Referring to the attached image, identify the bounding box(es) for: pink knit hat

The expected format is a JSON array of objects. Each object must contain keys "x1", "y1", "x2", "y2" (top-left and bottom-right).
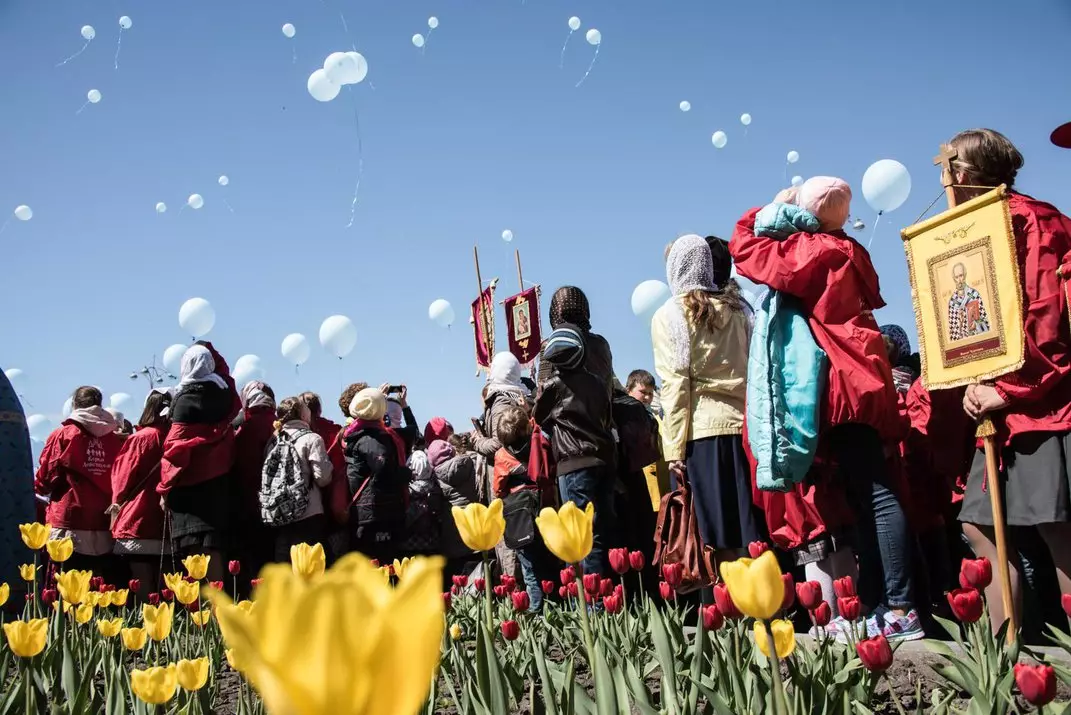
[{"x1": 798, "y1": 176, "x2": 852, "y2": 231}]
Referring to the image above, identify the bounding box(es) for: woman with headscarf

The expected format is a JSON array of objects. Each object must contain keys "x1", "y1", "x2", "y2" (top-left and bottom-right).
[
  {"x1": 159, "y1": 343, "x2": 240, "y2": 583},
  {"x1": 534, "y1": 286, "x2": 617, "y2": 576},
  {"x1": 232, "y1": 380, "x2": 276, "y2": 590},
  {"x1": 472, "y1": 353, "x2": 530, "y2": 460}
]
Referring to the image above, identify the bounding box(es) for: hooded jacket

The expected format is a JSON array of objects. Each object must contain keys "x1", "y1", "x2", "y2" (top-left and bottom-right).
[
  {"x1": 109, "y1": 424, "x2": 168, "y2": 540},
  {"x1": 472, "y1": 353, "x2": 531, "y2": 459},
  {"x1": 233, "y1": 405, "x2": 276, "y2": 515},
  {"x1": 429, "y1": 441, "x2": 479, "y2": 558},
  {"x1": 342, "y1": 420, "x2": 408, "y2": 530}
]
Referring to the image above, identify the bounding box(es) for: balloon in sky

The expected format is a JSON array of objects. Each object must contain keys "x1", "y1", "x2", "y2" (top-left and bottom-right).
[
  {"x1": 319, "y1": 315, "x2": 357, "y2": 358},
  {"x1": 307, "y1": 68, "x2": 340, "y2": 102},
  {"x1": 58, "y1": 26, "x2": 95, "y2": 67},
  {"x1": 786, "y1": 150, "x2": 800, "y2": 164},
  {"x1": 178, "y1": 297, "x2": 215, "y2": 338},
  {"x1": 62, "y1": 397, "x2": 73, "y2": 419},
  {"x1": 119, "y1": 16, "x2": 132, "y2": 30},
  {"x1": 232, "y1": 355, "x2": 265, "y2": 388},
  {"x1": 281, "y1": 333, "x2": 311, "y2": 366},
  {"x1": 162, "y1": 343, "x2": 187, "y2": 374},
  {"x1": 560, "y1": 17, "x2": 581, "y2": 68},
  {"x1": 740, "y1": 113, "x2": 752, "y2": 126},
  {"x1": 568, "y1": 16, "x2": 581, "y2": 31},
  {"x1": 4, "y1": 368, "x2": 22, "y2": 384},
  {"x1": 501, "y1": 229, "x2": 513, "y2": 242},
  {"x1": 428, "y1": 299, "x2": 455, "y2": 328},
  {"x1": 87, "y1": 89, "x2": 102, "y2": 104},
  {"x1": 343, "y1": 52, "x2": 369, "y2": 84},
  {"x1": 282, "y1": 23, "x2": 296, "y2": 39},
  {"x1": 586, "y1": 29, "x2": 601, "y2": 45},
  {"x1": 14, "y1": 205, "x2": 32, "y2": 221},
  {"x1": 575, "y1": 29, "x2": 602, "y2": 87},
  {"x1": 26, "y1": 415, "x2": 51, "y2": 442},
  {"x1": 110, "y1": 392, "x2": 133, "y2": 413},
  {"x1": 861, "y1": 159, "x2": 912, "y2": 214},
  {"x1": 631, "y1": 280, "x2": 671, "y2": 321},
  {"x1": 218, "y1": 175, "x2": 229, "y2": 187},
  {"x1": 428, "y1": 16, "x2": 439, "y2": 29},
  {"x1": 791, "y1": 175, "x2": 803, "y2": 187},
  {"x1": 679, "y1": 101, "x2": 691, "y2": 112},
  {"x1": 711, "y1": 131, "x2": 728, "y2": 149},
  {"x1": 81, "y1": 25, "x2": 96, "y2": 40},
  {"x1": 155, "y1": 202, "x2": 167, "y2": 213},
  {"x1": 187, "y1": 194, "x2": 204, "y2": 210},
  {"x1": 412, "y1": 34, "x2": 425, "y2": 48},
  {"x1": 324, "y1": 51, "x2": 367, "y2": 86}
]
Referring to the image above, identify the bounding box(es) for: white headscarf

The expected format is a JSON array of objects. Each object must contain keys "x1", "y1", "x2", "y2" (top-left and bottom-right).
[
  {"x1": 240, "y1": 380, "x2": 275, "y2": 410},
  {"x1": 660, "y1": 234, "x2": 718, "y2": 372},
  {"x1": 407, "y1": 450, "x2": 432, "y2": 482},
  {"x1": 487, "y1": 352, "x2": 524, "y2": 396},
  {"x1": 178, "y1": 345, "x2": 228, "y2": 391}
]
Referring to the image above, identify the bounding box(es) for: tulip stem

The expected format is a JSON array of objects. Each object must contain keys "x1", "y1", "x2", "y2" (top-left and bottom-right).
[
  {"x1": 574, "y1": 565, "x2": 597, "y2": 667},
  {"x1": 882, "y1": 674, "x2": 908, "y2": 715},
  {"x1": 481, "y1": 552, "x2": 493, "y2": 633},
  {"x1": 763, "y1": 620, "x2": 788, "y2": 715}
]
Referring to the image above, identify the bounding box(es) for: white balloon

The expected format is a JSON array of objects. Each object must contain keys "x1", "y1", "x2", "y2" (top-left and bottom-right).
[
  {"x1": 119, "y1": 16, "x2": 132, "y2": 30},
  {"x1": 324, "y1": 51, "x2": 367, "y2": 85},
  {"x1": 343, "y1": 52, "x2": 369, "y2": 84},
  {"x1": 281, "y1": 23, "x2": 296, "y2": 39},
  {"x1": 428, "y1": 16, "x2": 439, "y2": 29},
  {"x1": 568, "y1": 16, "x2": 581, "y2": 31},
  {"x1": 319, "y1": 315, "x2": 357, "y2": 358},
  {"x1": 232, "y1": 355, "x2": 265, "y2": 388},
  {"x1": 62, "y1": 397, "x2": 73, "y2": 419},
  {"x1": 412, "y1": 34, "x2": 425, "y2": 48},
  {"x1": 791, "y1": 175, "x2": 803, "y2": 188},
  {"x1": 162, "y1": 344, "x2": 187, "y2": 374},
  {"x1": 740, "y1": 113, "x2": 752, "y2": 126},
  {"x1": 307, "y1": 68, "x2": 340, "y2": 102},
  {"x1": 711, "y1": 131, "x2": 728, "y2": 149},
  {"x1": 26, "y1": 415, "x2": 52, "y2": 442},
  {"x1": 155, "y1": 202, "x2": 167, "y2": 213},
  {"x1": 178, "y1": 297, "x2": 216, "y2": 338},
  {"x1": 585, "y1": 28, "x2": 601, "y2": 45},
  {"x1": 187, "y1": 194, "x2": 204, "y2": 210},
  {"x1": 234, "y1": 354, "x2": 263, "y2": 374},
  {"x1": 4, "y1": 368, "x2": 23, "y2": 384},
  {"x1": 87, "y1": 89, "x2": 102, "y2": 104},
  {"x1": 280, "y1": 333, "x2": 311, "y2": 366},
  {"x1": 14, "y1": 205, "x2": 32, "y2": 221},
  {"x1": 631, "y1": 280, "x2": 671, "y2": 320},
  {"x1": 679, "y1": 101, "x2": 691, "y2": 112},
  {"x1": 428, "y1": 299, "x2": 455, "y2": 328},
  {"x1": 81, "y1": 25, "x2": 96, "y2": 40},
  {"x1": 109, "y1": 392, "x2": 134, "y2": 413},
  {"x1": 786, "y1": 150, "x2": 800, "y2": 164},
  {"x1": 501, "y1": 229, "x2": 514, "y2": 242},
  {"x1": 218, "y1": 175, "x2": 229, "y2": 187},
  {"x1": 861, "y1": 159, "x2": 912, "y2": 214}
]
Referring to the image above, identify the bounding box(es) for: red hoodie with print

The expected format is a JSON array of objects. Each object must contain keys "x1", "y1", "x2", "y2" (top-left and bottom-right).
[
  {"x1": 35, "y1": 417, "x2": 124, "y2": 531},
  {"x1": 233, "y1": 406, "x2": 277, "y2": 515},
  {"x1": 110, "y1": 425, "x2": 167, "y2": 540}
]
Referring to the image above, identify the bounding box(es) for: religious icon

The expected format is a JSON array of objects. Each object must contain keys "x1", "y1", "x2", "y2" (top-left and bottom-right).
[
  {"x1": 946, "y1": 260, "x2": 991, "y2": 341},
  {"x1": 513, "y1": 299, "x2": 532, "y2": 341},
  {"x1": 928, "y1": 239, "x2": 1001, "y2": 366}
]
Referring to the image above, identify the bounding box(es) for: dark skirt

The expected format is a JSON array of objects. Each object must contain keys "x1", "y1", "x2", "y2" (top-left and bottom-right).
[
  {"x1": 960, "y1": 431, "x2": 1071, "y2": 527},
  {"x1": 686, "y1": 435, "x2": 763, "y2": 550},
  {"x1": 167, "y1": 475, "x2": 231, "y2": 552}
]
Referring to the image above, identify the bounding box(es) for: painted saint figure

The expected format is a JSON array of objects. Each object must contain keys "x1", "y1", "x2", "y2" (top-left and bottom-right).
[{"x1": 947, "y1": 262, "x2": 990, "y2": 341}]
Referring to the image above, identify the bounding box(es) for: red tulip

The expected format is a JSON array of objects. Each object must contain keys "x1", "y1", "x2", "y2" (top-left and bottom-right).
[
  {"x1": 452, "y1": 575, "x2": 468, "y2": 588},
  {"x1": 512, "y1": 591, "x2": 530, "y2": 612},
  {"x1": 102, "y1": 584, "x2": 116, "y2": 592},
  {"x1": 833, "y1": 576, "x2": 856, "y2": 599},
  {"x1": 474, "y1": 578, "x2": 486, "y2": 592},
  {"x1": 251, "y1": 578, "x2": 263, "y2": 588},
  {"x1": 837, "y1": 596, "x2": 861, "y2": 622},
  {"x1": 369, "y1": 559, "x2": 379, "y2": 568},
  {"x1": 947, "y1": 588, "x2": 984, "y2": 624},
  {"x1": 856, "y1": 635, "x2": 894, "y2": 672},
  {"x1": 210, "y1": 581, "x2": 224, "y2": 591},
  {"x1": 493, "y1": 585, "x2": 508, "y2": 599},
  {"x1": 185, "y1": 601, "x2": 199, "y2": 612},
  {"x1": 602, "y1": 594, "x2": 622, "y2": 614},
  {"x1": 567, "y1": 582, "x2": 578, "y2": 598},
  {"x1": 23, "y1": 594, "x2": 31, "y2": 603},
  {"x1": 582, "y1": 573, "x2": 599, "y2": 596},
  {"x1": 748, "y1": 541, "x2": 769, "y2": 559},
  {"x1": 442, "y1": 592, "x2": 452, "y2": 610},
  {"x1": 501, "y1": 620, "x2": 520, "y2": 641},
  {"x1": 500, "y1": 575, "x2": 516, "y2": 592},
  {"x1": 128, "y1": 579, "x2": 141, "y2": 593},
  {"x1": 558, "y1": 586, "x2": 568, "y2": 599},
  {"x1": 960, "y1": 558, "x2": 992, "y2": 590},
  {"x1": 599, "y1": 578, "x2": 614, "y2": 597},
  {"x1": 1014, "y1": 664, "x2": 1057, "y2": 706},
  {"x1": 161, "y1": 589, "x2": 174, "y2": 602},
  {"x1": 91, "y1": 576, "x2": 104, "y2": 591},
  {"x1": 147, "y1": 593, "x2": 160, "y2": 606},
  {"x1": 714, "y1": 583, "x2": 742, "y2": 619},
  {"x1": 795, "y1": 581, "x2": 823, "y2": 611},
  {"x1": 702, "y1": 604, "x2": 724, "y2": 631},
  {"x1": 613, "y1": 584, "x2": 624, "y2": 601},
  {"x1": 662, "y1": 562, "x2": 684, "y2": 588},
  {"x1": 609, "y1": 548, "x2": 630, "y2": 575},
  {"x1": 40, "y1": 589, "x2": 57, "y2": 606},
  {"x1": 629, "y1": 551, "x2": 645, "y2": 571},
  {"x1": 781, "y1": 573, "x2": 795, "y2": 610},
  {"x1": 228, "y1": 560, "x2": 241, "y2": 576},
  {"x1": 560, "y1": 567, "x2": 576, "y2": 586},
  {"x1": 542, "y1": 580, "x2": 555, "y2": 595},
  {"x1": 1062, "y1": 593, "x2": 1071, "y2": 618},
  {"x1": 659, "y1": 581, "x2": 673, "y2": 601},
  {"x1": 450, "y1": 584, "x2": 462, "y2": 596},
  {"x1": 812, "y1": 601, "x2": 832, "y2": 627}
]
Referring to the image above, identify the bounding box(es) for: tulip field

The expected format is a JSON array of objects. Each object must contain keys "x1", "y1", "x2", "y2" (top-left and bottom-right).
[{"x1": 1, "y1": 504, "x2": 1070, "y2": 714}]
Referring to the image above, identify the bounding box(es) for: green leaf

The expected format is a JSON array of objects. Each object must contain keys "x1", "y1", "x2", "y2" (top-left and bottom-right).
[
  {"x1": 475, "y1": 623, "x2": 509, "y2": 714},
  {"x1": 932, "y1": 614, "x2": 967, "y2": 649},
  {"x1": 647, "y1": 607, "x2": 681, "y2": 715},
  {"x1": 686, "y1": 675, "x2": 738, "y2": 715},
  {"x1": 61, "y1": 640, "x2": 78, "y2": 702},
  {"x1": 685, "y1": 619, "x2": 706, "y2": 715},
  {"x1": 589, "y1": 643, "x2": 618, "y2": 715},
  {"x1": 531, "y1": 635, "x2": 561, "y2": 715}
]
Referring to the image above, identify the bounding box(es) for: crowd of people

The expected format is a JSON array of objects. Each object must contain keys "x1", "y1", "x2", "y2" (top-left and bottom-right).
[{"x1": 23, "y1": 127, "x2": 1071, "y2": 643}]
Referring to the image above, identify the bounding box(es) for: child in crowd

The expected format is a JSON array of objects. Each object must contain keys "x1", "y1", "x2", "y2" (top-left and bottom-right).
[
  {"x1": 429, "y1": 437, "x2": 479, "y2": 585},
  {"x1": 399, "y1": 449, "x2": 444, "y2": 558}
]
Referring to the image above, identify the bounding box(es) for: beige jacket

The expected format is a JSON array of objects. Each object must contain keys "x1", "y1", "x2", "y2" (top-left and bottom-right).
[{"x1": 651, "y1": 295, "x2": 749, "y2": 461}]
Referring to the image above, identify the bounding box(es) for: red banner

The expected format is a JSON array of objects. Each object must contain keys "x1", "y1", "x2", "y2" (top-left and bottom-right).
[
  {"x1": 504, "y1": 287, "x2": 541, "y2": 366},
  {"x1": 471, "y1": 286, "x2": 496, "y2": 370}
]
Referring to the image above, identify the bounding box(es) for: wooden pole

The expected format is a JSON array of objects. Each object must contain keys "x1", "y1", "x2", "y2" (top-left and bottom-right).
[
  {"x1": 474, "y1": 246, "x2": 489, "y2": 373},
  {"x1": 515, "y1": 248, "x2": 524, "y2": 293}
]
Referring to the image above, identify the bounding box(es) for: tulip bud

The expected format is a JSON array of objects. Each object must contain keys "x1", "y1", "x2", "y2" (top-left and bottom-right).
[
  {"x1": 449, "y1": 623, "x2": 462, "y2": 641},
  {"x1": 451, "y1": 584, "x2": 461, "y2": 596},
  {"x1": 250, "y1": 578, "x2": 263, "y2": 588},
  {"x1": 91, "y1": 576, "x2": 104, "y2": 591},
  {"x1": 659, "y1": 581, "x2": 673, "y2": 601},
  {"x1": 748, "y1": 542, "x2": 769, "y2": 559},
  {"x1": 541, "y1": 580, "x2": 555, "y2": 595},
  {"x1": 812, "y1": 601, "x2": 832, "y2": 627},
  {"x1": 102, "y1": 584, "x2": 116, "y2": 592},
  {"x1": 511, "y1": 591, "x2": 530, "y2": 612},
  {"x1": 608, "y1": 548, "x2": 630, "y2": 575},
  {"x1": 781, "y1": 573, "x2": 795, "y2": 610},
  {"x1": 161, "y1": 589, "x2": 174, "y2": 602},
  {"x1": 147, "y1": 593, "x2": 160, "y2": 606},
  {"x1": 474, "y1": 578, "x2": 486, "y2": 592},
  {"x1": 702, "y1": 604, "x2": 724, "y2": 631},
  {"x1": 500, "y1": 575, "x2": 516, "y2": 592},
  {"x1": 567, "y1": 582, "x2": 578, "y2": 598},
  {"x1": 795, "y1": 581, "x2": 823, "y2": 611},
  {"x1": 493, "y1": 585, "x2": 508, "y2": 599},
  {"x1": 946, "y1": 588, "x2": 983, "y2": 624},
  {"x1": 442, "y1": 592, "x2": 452, "y2": 610},
  {"x1": 599, "y1": 578, "x2": 614, "y2": 597},
  {"x1": 833, "y1": 576, "x2": 856, "y2": 599},
  {"x1": 960, "y1": 558, "x2": 992, "y2": 590},
  {"x1": 1062, "y1": 593, "x2": 1071, "y2": 619},
  {"x1": 1014, "y1": 664, "x2": 1056, "y2": 706},
  {"x1": 452, "y1": 575, "x2": 468, "y2": 589},
  {"x1": 186, "y1": 600, "x2": 199, "y2": 612},
  {"x1": 210, "y1": 581, "x2": 224, "y2": 591},
  {"x1": 662, "y1": 562, "x2": 684, "y2": 588},
  {"x1": 560, "y1": 567, "x2": 575, "y2": 586},
  {"x1": 856, "y1": 635, "x2": 894, "y2": 672},
  {"x1": 629, "y1": 551, "x2": 645, "y2": 571},
  {"x1": 128, "y1": 579, "x2": 141, "y2": 594},
  {"x1": 228, "y1": 560, "x2": 241, "y2": 576},
  {"x1": 582, "y1": 573, "x2": 599, "y2": 596},
  {"x1": 602, "y1": 594, "x2": 622, "y2": 614},
  {"x1": 23, "y1": 593, "x2": 31, "y2": 603},
  {"x1": 713, "y1": 583, "x2": 742, "y2": 619},
  {"x1": 837, "y1": 596, "x2": 861, "y2": 622},
  {"x1": 40, "y1": 589, "x2": 57, "y2": 606},
  {"x1": 613, "y1": 584, "x2": 623, "y2": 601},
  {"x1": 558, "y1": 586, "x2": 568, "y2": 599},
  {"x1": 501, "y1": 620, "x2": 520, "y2": 641}
]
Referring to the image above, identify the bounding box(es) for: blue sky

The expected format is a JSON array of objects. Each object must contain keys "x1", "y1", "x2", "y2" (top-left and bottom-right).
[{"x1": 2, "y1": 0, "x2": 1070, "y2": 434}]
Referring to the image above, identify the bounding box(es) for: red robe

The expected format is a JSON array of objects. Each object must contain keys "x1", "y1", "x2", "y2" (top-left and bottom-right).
[
  {"x1": 311, "y1": 415, "x2": 349, "y2": 525},
  {"x1": 35, "y1": 423, "x2": 124, "y2": 531},
  {"x1": 233, "y1": 406, "x2": 277, "y2": 515},
  {"x1": 902, "y1": 381, "x2": 973, "y2": 527},
  {"x1": 110, "y1": 425, "x2": 167, "y2": 540}
]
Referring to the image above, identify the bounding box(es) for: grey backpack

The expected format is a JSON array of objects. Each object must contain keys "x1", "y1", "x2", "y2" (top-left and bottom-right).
[{"x1": 259, "y1": 429, "x2": 311, "y2": 525}]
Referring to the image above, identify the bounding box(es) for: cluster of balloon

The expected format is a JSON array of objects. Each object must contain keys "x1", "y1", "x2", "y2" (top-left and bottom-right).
[
  {"x1": 76, "y1": 89, "x2": 102, "y2": 115},
  {"x1": 281, "y1": 23, "x2": 297, "y2": 63},
  {"x1": 162, "y1": 344, "x2": 188, "y2": 375},
  {"x1": 741, "y1": 113, "x2": 752, "y2": 135},
  {"x1": 26, "y1": 414, "x2": 51, "y2": 442},
  {"x1": 115, "y1": 16, "x2": 133, "y2": 70},
  {"x1": 861, "y1": 159, "x2": 912, "y2": 248},
  {"x1": 631, "y1": 280, "x2": 671, "y2": 325},
  {"x1": 560, "y1": 16, "x2": 581, "y2": 68},
  {"x1": 281, "y1": 333, "x2": 311, "y2": 371},
  {"x1": 218, "y1": 175, "x2": 235, "y2": 213},
  {"x1": 178, "y1": 297, "x2": 216, "y2": 339},
  {"x1": 575, "y1": 29, "x2": 602, "y2": 88},
  {"x1": 319, "y1": 315, "x2": 357, "y2": 359},
  {"x1": 783, "y1": 150, "x2": 800, "y2": 182},
  {"x1": 711, "y1": 131, "x2": 727, "y2": 150},
  {"x1": 679, "y1": 101, "x2": 691, "y2": 113},
  {"x1": 501, "y1": 229, "x2": 514, "y2": 243},
  {"x1": 413, "y1": 17, "x2": 438, "y2": 53},
  {"x1": 428, "y1": 299, "x2": 455, "y2": 329},
  {"x1": 233, "y1": 355, "x2": 266, "y2": 389},
  {"x1": 57, "y1": 25, "x2": 96, "y2": 67},
  {"x1": 0, "y1": 205, "x2": 33, "y2": 236}
]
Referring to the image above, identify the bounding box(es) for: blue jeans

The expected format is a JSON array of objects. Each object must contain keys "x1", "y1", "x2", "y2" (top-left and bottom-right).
[
  {"x1": 516, "y1": 547, "x2": 543, "y2": 613},
  {"x1": 558, "y1": 466, "x2": 616, "y2": 577}
]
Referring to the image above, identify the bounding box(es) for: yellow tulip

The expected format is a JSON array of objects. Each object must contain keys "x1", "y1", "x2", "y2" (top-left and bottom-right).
[
  {"x1": 208, "y1": 553, "x2": 445, "y2": 715},
  {"x1": 224, "y1": 648, "x2": 243, "y2": 672},
  {"x1": 236, "y1": 600, "x2": 255, "y2": 615},
  {"x1": 121, "y1": 627, "x2": 148, "y2": 651},
  {"x1": 3, "y1": 619, "x2": 48, "y2": 658},
  {"x1": 175, "y1": 657, "x2": 210, "y2": 691},
  {"x1": 191, "y1": 609, "x2": 212, "y2": 628},
  {"x1": 19, "y1": 564, "x2": 36, "y2": 582},
  {"x1": 97, "y1": 618, "x2": 123, "y2": 638},
  {"x1": 451, "y1": 500, "x2": 505, "y2": 552},
  {"x1": 19, "y1": 523, "x2": 50, "y2": 551},
  {"x1": 95, "y1": 592, "x2": 111, "y2": 608},
  {"x1": 0, "y1": 583, "x2": 9, "y2": 608},
  {"x1": 45, "y1": 537, "x2": 74, "y2": 563},
  {"x1": 753, "y1": 619, "x2": 796, "y2": 659},
  {"x1": 719, "y1": 551, "x2": 785, "y2": 621},
  {"x1": 75, "y1": 603, "x2": 94, "y2": 624},
  {"x1": 142, "y1": 602, "x2": 173, "y2": 642},
  {"x1": 535, "y1": 501, "x2": 595, "y2": 565},
  {"x1": 163, "y1": 572, "x2": 185, "y2": 592},
  {"x1": 392, "y1": 557, "x2": 413, "y2": 581},
  {"x1": 55, "y1": 570, "x2": 92, "y2": 605},
  {"x1": 449, "y1": 623, "x2": 463, "y2": 641},
  {"x1": 172, "y1": 580, "x2": 200, "y2": 606},
  {"x1": 290, "y1": 542, "x2": 326, "y2": 579},
  {"x1": 182, "y1": 555, "x2": 210, "y2": 581},
  {"x1": 130, "y1": 665, "x2": 178, "y2": 705},
  {"x1": 111, "y1": 589, "x2": 129, "y2": 607}
]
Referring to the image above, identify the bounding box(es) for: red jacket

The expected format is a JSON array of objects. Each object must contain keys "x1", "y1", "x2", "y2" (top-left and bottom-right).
[
  {"x1": 233, "y1": 406, "x2": 276, "y2": 514},
  {"x1": 731, "y1": 207, "x2": 903, "y2": 445},
  {"x1": 310, "y1": 416, "x2": 348, "y2": 525},
  {"x1": 110, "y1": 425, "x2": 167, "y2": 540},
  {"x1": 904, "y1": 381, "x2": 974, "y2": 508},
  {"x1": 35, "y1": 422, "x2": 124, "y2": 531},
  {"x1": 991, "y1": 194, "x2": 1071, "y2": 443}
]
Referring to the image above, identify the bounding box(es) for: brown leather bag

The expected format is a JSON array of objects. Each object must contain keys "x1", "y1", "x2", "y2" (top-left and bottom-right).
[{"x1": 653, "y1": 473, "x2": 717, "y2": 594}]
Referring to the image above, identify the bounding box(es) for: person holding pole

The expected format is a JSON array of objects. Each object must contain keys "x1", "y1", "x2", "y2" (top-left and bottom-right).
[{"x1": 949, "y1": 128, "x2": 1071, "y2": 631}]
